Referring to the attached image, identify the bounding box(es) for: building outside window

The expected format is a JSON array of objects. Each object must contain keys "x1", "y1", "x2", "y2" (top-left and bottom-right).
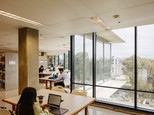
[{"x1": 71, "y1": 24, "x2": 154, "y2": 112}]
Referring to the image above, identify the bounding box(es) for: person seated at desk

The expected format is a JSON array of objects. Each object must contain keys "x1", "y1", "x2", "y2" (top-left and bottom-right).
[
  {"x1": 39, "y1": 65, "x2": 44, "y2": 78},
  {"x1": 48, "y1": 73, "x2": 58, "y2": 79},
  {"x1": 50, "y1": 63, "x2": 55, "y2": 71},
  {"x1": 54, "y1": 68, "x2": 68, "y2": 87},
  {"x1": 39, "y1": 65, "x2": 44, "y2": 73},
  {"x1": 15, "y1": 87, "x2": 49, "y2": 115}
]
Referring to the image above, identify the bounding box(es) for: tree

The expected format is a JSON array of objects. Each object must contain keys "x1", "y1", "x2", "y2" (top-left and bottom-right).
[
  {"x1": 75, "y1": 52, "x2": 90, "y2": 83},
  {"x1": 122, "y1": 55, "x2": 154, "y2": 101}
]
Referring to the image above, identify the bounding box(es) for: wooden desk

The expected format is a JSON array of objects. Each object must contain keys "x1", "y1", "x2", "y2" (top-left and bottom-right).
[
  {"x1": 2, "y1": 89, "x2": 96, "y2": 115},
  {"x1": 39, "y1": 72, "x2": 52, "y2": 78},
  {"x1": 39, "y1": 76, "x2": 54, "y2": 89}
]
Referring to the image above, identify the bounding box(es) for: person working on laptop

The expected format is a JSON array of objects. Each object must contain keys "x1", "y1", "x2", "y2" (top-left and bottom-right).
[
  {"x1": 54, "y1": 68, "x2": 69, "y2": 87},
  {"x1": 15, "y1": 87, "x2": 49, "y2": 115}
]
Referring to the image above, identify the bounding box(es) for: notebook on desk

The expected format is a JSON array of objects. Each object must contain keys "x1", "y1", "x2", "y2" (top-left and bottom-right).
[{"x1": 47, "y1": 93, "x2": 68, "y2": 115}]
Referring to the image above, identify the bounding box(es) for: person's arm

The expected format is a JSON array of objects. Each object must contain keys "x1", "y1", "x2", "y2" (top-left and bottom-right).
[
  {"x1": 33, "y1": 102, "x2": 49, "y2": 115},
  {"x1": 54, "y1": 74, "x2": 64, "y2": 81}
]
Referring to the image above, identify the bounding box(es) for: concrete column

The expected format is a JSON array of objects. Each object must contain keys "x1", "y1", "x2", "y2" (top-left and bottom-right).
[{"x1": 18, "y1": 27, "x2": 39, "y2": 94}]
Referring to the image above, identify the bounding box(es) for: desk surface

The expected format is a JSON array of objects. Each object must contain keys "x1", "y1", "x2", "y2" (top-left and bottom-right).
[
  {"x1": 39, "y1": 76, "x2": 54, "y2": 81},
  {"x1": 39, "y1": 72, "x2": 52, "y2": 75},
  {"x1": 2, "y1": 89, "x2": 95, "y2": 115}
]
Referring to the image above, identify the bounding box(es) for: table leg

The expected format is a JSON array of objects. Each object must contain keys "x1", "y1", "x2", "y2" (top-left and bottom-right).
[
  {"x1": 45, "y1": 81, "x2": 48, "y2": 89},
  {"x1": 49, "y1": 81, "x2": 52, "y2": 90},
  {"x1": 85, "y1": 106, "x2": 88, "y2": 115}
]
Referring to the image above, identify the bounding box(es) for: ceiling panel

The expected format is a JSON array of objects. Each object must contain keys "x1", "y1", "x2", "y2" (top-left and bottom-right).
[
  {"x1": 0, "y1": 0, "x2": 82, "y2": 25},
  {"x1": 97, "y1": 2, "x2": 154, "y2": 29},
  {"x1": 78, "y1": 0, "x2": 154, "y2": 15},
  {"x1": 0, "y1": 0, "x2": 154, "y2": 55},
  {"x1": 49, "y1": 17, "x2": 104, "y2": 35}
]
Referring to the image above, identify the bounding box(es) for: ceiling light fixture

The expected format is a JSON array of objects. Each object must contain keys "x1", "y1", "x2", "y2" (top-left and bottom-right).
[
  {"x1": 90, "y1": 16, "x2": 111, "y2": 30},
  {"x1": 0, "y1": 10, "x2": 43, "y2": 26}
]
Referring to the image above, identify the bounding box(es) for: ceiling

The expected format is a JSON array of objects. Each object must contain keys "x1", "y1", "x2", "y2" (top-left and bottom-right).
[{"x1": 1, "y1": 0, "x2": 154, "y2": 55}]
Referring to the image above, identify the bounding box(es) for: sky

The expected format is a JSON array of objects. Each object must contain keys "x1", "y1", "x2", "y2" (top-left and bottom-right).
[
  {"x1": 113, "y1": 24, "x2": 154, "y2": 59},
  {"x1": 75, "y1": 24, "x2": 154, "y2": 60}
]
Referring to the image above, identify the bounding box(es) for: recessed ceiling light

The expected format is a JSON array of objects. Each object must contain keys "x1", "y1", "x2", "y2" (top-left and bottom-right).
[
  {"x1": 0, "y1": 10, "x2": 43, "y2": 26},
  {"x1": 90, "y1": 16, "x2": 111, "y2": 30}
]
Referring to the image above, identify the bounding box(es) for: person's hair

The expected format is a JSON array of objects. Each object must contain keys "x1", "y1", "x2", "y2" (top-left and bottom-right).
[
  {"x1": 40, "y1": 65, "x2": 43, "y2": 68},
  {"x1": 58, "y1": 68, "x2": 64, "y2": 72},
  {"x1": 15, "y1": 87, "x2": 37, "y2": 115}
]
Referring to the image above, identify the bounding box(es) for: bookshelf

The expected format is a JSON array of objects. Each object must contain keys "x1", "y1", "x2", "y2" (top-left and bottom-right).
[
  {"x1": 0, "y1": 53, "x2": 18, "y2": 90},
  {"x1": 0, "y1": 54, "x2": 5, "y2": 89}
]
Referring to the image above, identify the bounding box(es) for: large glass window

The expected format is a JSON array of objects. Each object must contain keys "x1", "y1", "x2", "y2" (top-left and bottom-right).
[
  {"x1": 72, "y1": 24, "x2": 154, "y2": 112},
  {"x1": 74, "y1": 84, "x2": 93, "y2": 97},
  {"x1": 74, "y1": 34, "x2": 93, "y2": 84},
  {"x1": 104, "y1": 43, "x2": 111, "y2": 81},
  {"x1": 74, "y1": 35, "x2": 83, "y2": 83},
  {"x1": 112, "y1": 27, "x2": 135, "y2": 90},
  {"x1": 137, "y1": 24, "x2": 154, "y2": 110},
  {"x1": 137, "y1": 92, "x2": 154, "y2": 110},
  {"x1": 96, "y1": 40, "x2": 111, "y2": 84},
  {"x1": 96, "y1": 40, "x2": 104, "y2": 83},
  {"x1": 73, "y1": 34, "x2": 93, "y2": 97},
  {"x1": 55, "y1": 55, "x2": 58, "y2": 66},
  {"x1": 64, "y1": 51, "x2": 68, "y2": 70},
  {"x1": 84, "y1": 34, "x2": 93, "y2": 84},
  {"x1": 96, "y1": 87, "x2": 134, "y2": 106},
  {"x1": 95, "y1": 27, "x2": 135, "y2": 106},
  {"x1": 59, "y1": 54, "x2": 64, "y2": 66}
]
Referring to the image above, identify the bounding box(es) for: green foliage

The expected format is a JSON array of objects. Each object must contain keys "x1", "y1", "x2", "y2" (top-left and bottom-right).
[
  {"x1": 75, "y1": 51, "x2": 91, "y2": 83},
  {"x1": 122, "y1": 55, "x2": 154, "y2": 91}
]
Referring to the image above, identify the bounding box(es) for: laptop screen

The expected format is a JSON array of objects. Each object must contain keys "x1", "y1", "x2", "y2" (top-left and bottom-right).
[{"x1": 47, "y1": 93, "x2": 61, "y2": 107}]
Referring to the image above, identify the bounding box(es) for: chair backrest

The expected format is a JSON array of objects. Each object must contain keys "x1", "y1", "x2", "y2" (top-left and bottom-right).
[
  {"x1": 52, "y1": 86, "x2": 66, "y2": 93},
  {"x1": 0, "y1": 108, "x2": 11, "y2": 115},
  {"x1": 71, "y1": 89, "x2": 87, "y2": 97}
]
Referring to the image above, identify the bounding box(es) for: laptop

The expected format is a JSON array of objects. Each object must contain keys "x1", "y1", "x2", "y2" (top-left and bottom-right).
[{"x1": 47, "y1": 93, "x2": 68, "y2": 115}]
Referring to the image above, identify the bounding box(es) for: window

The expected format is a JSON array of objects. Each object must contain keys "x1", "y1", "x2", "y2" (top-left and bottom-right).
[
  {"x1": 72, "y1": 24, "x2": 154, "y2": 112},
  {"x1": 137, "y1": 24, "x2": 154, "y2": 110}
]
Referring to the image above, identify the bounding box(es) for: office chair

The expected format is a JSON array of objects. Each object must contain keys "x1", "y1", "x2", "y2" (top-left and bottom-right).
[
  {"x1": 52, "y1": 86, "x2": 66, "y2": 93},
  {"x1": 71, "y1": 89, "x2": 87, "y2": 97},
  {"x1": 71, "y1": 90, "x2": 88, "y2": 115}
]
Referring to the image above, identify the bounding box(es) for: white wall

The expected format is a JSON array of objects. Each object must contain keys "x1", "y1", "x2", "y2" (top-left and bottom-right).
[{"x1": 5, "y1": 53, "x2": 18, "y2": 90}]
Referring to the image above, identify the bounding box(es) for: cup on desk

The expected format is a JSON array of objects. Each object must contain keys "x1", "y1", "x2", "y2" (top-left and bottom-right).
[{"x1": 38, "y1": 95, "x2": 44, "y2": 105}]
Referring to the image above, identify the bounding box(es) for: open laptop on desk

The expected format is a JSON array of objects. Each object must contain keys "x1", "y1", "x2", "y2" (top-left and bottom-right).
[{"x1": 47, "y1": 93, "x2": 68, "y2": 115}]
